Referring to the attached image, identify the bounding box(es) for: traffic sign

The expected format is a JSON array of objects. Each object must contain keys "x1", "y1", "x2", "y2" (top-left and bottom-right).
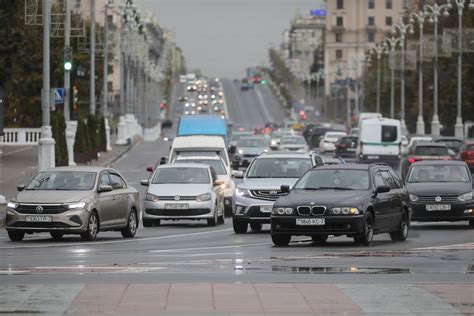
[
  {"x1": 54, "y1": 88, "x2": 64, "y2": 104},
  {"x1": 310, "y1": 9, "x2": 327, "y2": 17}
]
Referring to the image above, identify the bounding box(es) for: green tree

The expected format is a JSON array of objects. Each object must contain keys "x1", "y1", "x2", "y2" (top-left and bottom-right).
[
  {"x1": 87, "y1": 114, "x2": 98, "y2": 152},
  {"x1": 98, "y1": 116, "x2": 107, "y2": 151},
  {"x1": 51, "y1": 109, "x2": 68, "y2": 165}
]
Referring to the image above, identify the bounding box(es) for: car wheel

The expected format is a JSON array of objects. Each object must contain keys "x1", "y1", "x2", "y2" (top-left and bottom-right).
[
  {"x1": 50, "y1": 232, "x2": 64, "y2": 240},
  {"x1": 271, "y1": 234, "x2": 291, "y2": 247},
  {"x1": 233, "y1": 218, "x2": 248, "y2": 234},
  {"x1": 8, "y1": 231, "x2": 25, "y2": 242},
  {"x1": 224, "y1": 204, "x2": 233, "y2": 217},
  {"x1": 143, "y1": 219, "x2": 160, "y2": 227},
  {"x1": 207, "y1": 209, "x2": 218, "y2": 227},
  {"x1": 469, "y1": 220, "x2": 474, "y2": 228},
  {"x1": 121, "y1": 210, "x2": 138, "y2": 238},
  {"x1": 81, "y1": 212, "x2": 99, "y2": 241},
  {"x1": 354, "y1": 213, "x2": 374, "y2": 246},
  {"x1": 312, "y1": 235, "x2": 328, "y2": 243},
  {"x1": 390, "y1": 211, "x2": 409, "y2": 242},
  {"x1": 250, "y1": 223, "x2": 262, "y2": 232}
]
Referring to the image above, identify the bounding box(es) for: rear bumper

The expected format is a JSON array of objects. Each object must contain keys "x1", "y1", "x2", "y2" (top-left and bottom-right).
[{"x1": 271, "y1": 215, "x2": 365, "y2": 236}]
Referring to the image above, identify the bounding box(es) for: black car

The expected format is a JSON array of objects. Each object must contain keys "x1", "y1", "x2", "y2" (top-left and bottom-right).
[
  {"x1": 405, "y1": 160, "x2": 474, "y2": 227},
  {"x1": 334, "y1": 136, "x2": 358, "y2": 158},
  {"x1": 270, "y1": 163, "x2": 411, "y2": 246},
  {"x1": 401, "y1": 143, "x2": 452, "y2": 179}
]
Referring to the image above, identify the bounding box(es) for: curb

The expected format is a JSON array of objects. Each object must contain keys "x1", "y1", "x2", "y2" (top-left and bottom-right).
[{"x1": 101, "y1": 137, "x2": 143, "y2": 168}]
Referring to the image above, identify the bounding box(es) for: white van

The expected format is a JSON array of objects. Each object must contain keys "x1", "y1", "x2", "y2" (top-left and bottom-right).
[
  {"x1": 357, "y1": 118, "x2": 402, "y2": 167},
  {"x1": 169, "y1": 136, "x2": 230, "y2": 168},
  {"x1": 357, "y1": 112, "x2": 382, "y2": 128}
]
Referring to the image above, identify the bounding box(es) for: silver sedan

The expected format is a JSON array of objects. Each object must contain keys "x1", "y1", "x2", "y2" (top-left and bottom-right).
[{"x1": 4, "y1": 166, "x2": 140, "y2": 241}]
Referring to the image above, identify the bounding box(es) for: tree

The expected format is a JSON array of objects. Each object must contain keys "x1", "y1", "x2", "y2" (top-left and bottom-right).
[
  {"x1": 51, "y1": 109, "x2": 68, "y2": 166},
  {"x1": 98, "y1": 116, "x2": 107, "y2": 151},
  {"x1": 87, "y1": 114, "x2": 98, "y2": 153}
]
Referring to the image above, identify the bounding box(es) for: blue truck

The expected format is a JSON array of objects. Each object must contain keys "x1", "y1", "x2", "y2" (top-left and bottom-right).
[{"x1": 177, "y1": 115, "x2": 228, "y2": 144}]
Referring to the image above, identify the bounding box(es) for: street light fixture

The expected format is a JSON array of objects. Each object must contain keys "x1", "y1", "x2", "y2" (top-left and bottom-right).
[
  {"x1": 370, "y1": 43, "x2": 387, "y2": 114},
  {"x1": 424, "y1": 2, "x2": 451, "y2": 136},
  {"x1": 384, "y1": 35, "x2": 401, "y2": 119}
]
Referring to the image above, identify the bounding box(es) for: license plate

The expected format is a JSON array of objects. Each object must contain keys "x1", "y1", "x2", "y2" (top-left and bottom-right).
[
  {"x1": 25, "y1": 215, "x2": 52, "y2": 222},
  {"x1": 296, "y1": 218, "x2": 325, "y2": 226},
  {"x1": 426, "y1": 204, "x2": 451, "y2": 211},
  {"x1": 367, "y1": 155, "x2": 379, "y2": 159},
  {"x1": 260, "y1": 205, "x2": 273, "y2": 213},
  {"x1": 165, "y1": 203, "x2": 189, "y2": 210}
]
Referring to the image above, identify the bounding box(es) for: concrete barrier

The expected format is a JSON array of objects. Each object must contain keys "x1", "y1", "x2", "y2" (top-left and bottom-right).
[{"x1": 0, "y1": 195, "x2": 6, "y2": 228}]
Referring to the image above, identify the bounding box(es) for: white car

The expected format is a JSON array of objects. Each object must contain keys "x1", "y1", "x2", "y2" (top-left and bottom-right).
[
  {"x1": 319, "y1": 132, "x2": 347, "y2": 153},
  {"x1": 279, "y1": 135, "x2": 308, "y2": 152},
  {"x1": 141, "y1": 164, "x2": 225, "y2": 227}
]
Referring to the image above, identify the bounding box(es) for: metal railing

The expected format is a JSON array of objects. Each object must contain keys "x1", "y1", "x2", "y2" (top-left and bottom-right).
[{"x1": 0, "y1": 128, "x2": 42, "y2": 145}]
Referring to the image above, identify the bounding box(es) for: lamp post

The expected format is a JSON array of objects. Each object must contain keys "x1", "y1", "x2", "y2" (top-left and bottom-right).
[
  {"x1": 392, "y1": 19, "x2": 415, "y2": 130},
  {"x1": 90, "y1": 0, "x2": 96, "y2": 115},
  {"x1": 384, "y1": 35, "x2": 401, "y2": 119},
  {"x1": 424, "y1": 2, "x2": 451, "y2": 136},
  {"x1": 370, "y1": 44, "x2": 387, "y2": 114},
  {"x1": 410, "y1": 10, "x2": 429, "y2": 135},
  {"x1": 315, "y1": 69, "x2": 324, "y2": 119}
]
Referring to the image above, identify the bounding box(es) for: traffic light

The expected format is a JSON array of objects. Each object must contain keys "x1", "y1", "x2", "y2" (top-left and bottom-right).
[
  {"x1": 64, "y1": 46, "x2": 73, "y2": 71},
  {"x1": 261, "y1": 79, "x2": 267, "y2": 85}
]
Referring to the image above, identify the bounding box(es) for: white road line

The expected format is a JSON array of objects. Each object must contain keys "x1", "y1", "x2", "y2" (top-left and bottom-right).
[
  {"x1": 0, "y1": 146, "x2": 35, "y2": 158},
  {"x1": 255, "y1": 87, "x2": 273, "y2": 123},
  {"x1": 149, "y1": 242, "x2": 272, "y2": 253},
  {"x1": 0, "y1": 228, "x2": 233, "y2": 250},
  {"x1": 222, "y1": 83, "x2": 230, "y2": 120},
  {"x1": 414, "y1": 242, "x2": 474, "y2": 250}
]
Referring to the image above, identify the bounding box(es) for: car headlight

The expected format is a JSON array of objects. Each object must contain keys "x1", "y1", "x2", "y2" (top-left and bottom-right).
[
  {"x1": 329, "y1": 207, "x2": 359, "y2": 215},
  {"x1": 235, "y1": 188, "x2": 250, "y2": 197},
  {"x1": 458, "y1": 192, "x2": 472, "y2": 202},
  {"x1": 271, "y1": 140, "x2": 277, "y2": 146},
  {"x1": 7, "y1": 201, "x2": 18, "y2": 209},
  {"x1": 238, "y1": 149, "x2": 243, "y2": 154},
  {"x1": 63, "y1": 202, "x2": 86, "y2": 210},
  {"x1": 409, "y1": 194, "x2": 419, "y2": 202},
  {"x1": 272, "y1": 207, "x2": 294, "y2": 215},
  {"x1": 146, "y1": 193, "x2": 160, "y2": 202},
  {"x1": 196, "y1": 193, "x2": 212, "y2": 202}
]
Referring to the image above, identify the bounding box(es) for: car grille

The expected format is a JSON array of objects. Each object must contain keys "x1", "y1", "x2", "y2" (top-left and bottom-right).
[
  {"x1": 297, "y1": 206, "x2": 326, "y2": 216},
  {"x1": 250, "y1": 190, "x2": 287, "y2": 201},
  {"x1": 157, "y1": 196, "x2": 196, "y2": 201},
  {"x1": 417, "y1": 196, "x2": 459, "y2": 203},
  {"x1": 15, "y1": 204, "x2": 67, "y2": 214},
  {"x1": 146, "y1": 209, "x2": 211, "y2": 216}
]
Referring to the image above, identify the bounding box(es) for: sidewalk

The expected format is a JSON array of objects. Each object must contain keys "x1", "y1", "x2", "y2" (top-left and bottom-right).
[{"x1": 0, "y1": 283, "x2": 470, "y2": 315}]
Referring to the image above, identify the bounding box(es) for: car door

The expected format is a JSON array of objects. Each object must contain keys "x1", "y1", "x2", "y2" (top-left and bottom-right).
[
  {"x1": 108, "y1": 172, "x2": 129, "y2": 226},
  {"x1": 380, "y1": 169, "x2": 402, "y2": 228},
  {"x1": 97, "y1": 171, "x2": 115, "y2": 227},
  {"x1": 372, "y1": 169, "x2": 392, "y2": 230}
]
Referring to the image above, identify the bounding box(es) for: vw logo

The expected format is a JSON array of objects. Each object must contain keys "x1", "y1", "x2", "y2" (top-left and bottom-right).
[
  {"x1": 435, "y1": 196, "x2": 442, "y2": 202},
  {"x1": 35, "y1": 205, "x2": 44, "y2": 214},
  {"x1": 310, "y1": 202, "x2": 315, "y2": 206},
  {"x1": 174, "y1": 196, "x2": 180, "y2": 201},
  {"x1": 270, "y1": 190, "x2": 278, "y2": 195}
]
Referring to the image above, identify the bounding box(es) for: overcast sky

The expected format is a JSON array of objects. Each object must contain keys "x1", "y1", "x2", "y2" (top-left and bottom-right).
[{"x1": 136, "y1": 0, "x2": 324, "y2": 78}]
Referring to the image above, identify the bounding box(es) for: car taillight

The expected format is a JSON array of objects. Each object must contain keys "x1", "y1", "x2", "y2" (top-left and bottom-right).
[{"x1": 408, "y1": 157, "x2": 416, "y2": 164}]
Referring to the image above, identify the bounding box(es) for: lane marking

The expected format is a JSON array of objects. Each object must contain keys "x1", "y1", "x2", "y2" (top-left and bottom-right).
[
  {"x1": 149, "y1": 242, "x2": 272, "y2": 253},
  {"x1": 415, "y1": 242, "x2": 474, "y2": 250},
  {"x1": 0, "y1": 228, "x2": 233, "y2": 250},
  {"x1": 221, "y1": 82, "x2": 230, "y2": 120},
  {"x1": 255, "y1": 88, "x2": 272, "y2": 123}
]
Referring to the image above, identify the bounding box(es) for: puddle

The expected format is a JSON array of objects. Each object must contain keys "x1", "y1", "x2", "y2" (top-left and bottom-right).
[{"x1": 234, "y1": 265, "x2": 411, "y2": 274}]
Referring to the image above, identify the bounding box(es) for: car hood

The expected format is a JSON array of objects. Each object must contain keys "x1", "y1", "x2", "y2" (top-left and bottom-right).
[
  {"x1": 238, "y1": 147, "x2": 268, "y2": 155},
  {"x1": 14, "y1": 190, "x2": 93, "y2": 203},
  {"x1": 148, "y1": 184, "x2": 211, "y2": 196},
  {"x1": 276, "y1": 190, "x2": 369, "y2": 208},
  {"x1": 240, "y1": 178, "x2": 299, "y2": 190},
  {"x1": 406, "y1": 182, "x2": 472, "y2": 196}
]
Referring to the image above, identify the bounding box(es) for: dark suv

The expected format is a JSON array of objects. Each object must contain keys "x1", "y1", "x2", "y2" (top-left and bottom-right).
[{"x1": 270, "y1": 163, "x2": 411, "y2": 246}]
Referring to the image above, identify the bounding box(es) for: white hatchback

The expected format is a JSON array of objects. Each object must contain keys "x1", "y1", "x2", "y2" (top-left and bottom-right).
[{"x1": 319, "y1": 132, "x2": 347, "y2": 153}]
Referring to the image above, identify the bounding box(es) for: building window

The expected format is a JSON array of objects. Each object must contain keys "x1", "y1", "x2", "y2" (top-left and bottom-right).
[
  {"x1": 385, "y1": 16, "x2": 392, "y2": 26},
  {"x1": 337, "y1": 0, "x2": 344, "y2": 10},
  {"x1": 368, "y1": 16, "x2": 375, "y2": 26},
  {"x1": 403, "y1": 0, "x2": 410, "y2": 9},
  {"x1": 336, "y1": 49, "x2": 343, "y2": 60},
  {"x1": 74, "y1": 0, "x2": 81, "y2": 7},
  {"x1": 386, "y1": 0, "x2": 392, "y2": 9},
  {"x1": 336, "y1": 16, "x2": 344, "y2": 27},
  {"x1": 336, "y1": 32, "x2": 343, "y2": 43},
  {"x1": 368, "y1": 32, "x2": 376, "y2": 43},
  {"x1": 368, "y1": 0, "x2": 375, "y2": 9}
]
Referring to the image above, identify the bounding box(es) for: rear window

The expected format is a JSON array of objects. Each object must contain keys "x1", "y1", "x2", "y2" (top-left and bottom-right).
[
  {"x1": 381, "y1": 125, "x2": 397, "y2": 142},
  {"x1": 466, "y1": 144, "x2": 474, "y2": 150},
  {"x1": 340, "y1": 137, "x2": 357, "y2": 145},
  {"x1": 414, "y1": 146, "x2": 449, "y2": 156}
]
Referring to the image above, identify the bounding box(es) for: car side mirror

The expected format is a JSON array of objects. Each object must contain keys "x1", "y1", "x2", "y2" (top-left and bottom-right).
[
  {"x1": 159, "y1": 157, "x2": 167, "y2": 165},
  {"x1": 98, "y1": 184, "x2": 113, "y2": 193},
  {"x1": 17, "y1": 184, "x2": 25, "y2": 192},
  {"x1": 232, "y1": 170, "x2": 244, "y2": 179},
  {"x1": 214, "y1": 179, "x2": 224, "y2": 186},
  {"x1": 375, "y1": 185, "x2": 391, "y2": 194},
  {"x1": 281, "y1": 185, "x2": 290, "y2": 193},
  {"x1": 146, "y1": 166, "x2": 154, "y2": 172},
  {"x1": 140, "y1": 179, "x2": 149, "y2": 186}
]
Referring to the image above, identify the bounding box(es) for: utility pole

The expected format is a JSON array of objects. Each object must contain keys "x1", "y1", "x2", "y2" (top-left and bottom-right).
[
  {"x1": 90, "y1": 0, "x2": 96, "y2": 115},
  {"x1": 103, "y1": 1, "x2": 109, "y2": 119},
  {"x1": 64, "y1": 0, "x2": 71, "y2": 121}
]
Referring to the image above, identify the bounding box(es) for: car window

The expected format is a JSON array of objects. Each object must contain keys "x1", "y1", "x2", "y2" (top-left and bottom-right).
[
  {"x1": 109, "y1": 173, "x2": 125, "y2": 189},
  {"x1": 373, "y1": 172, "x2": 385, "y2": 188},
  {"x1": 26, "y1": 171, "x2": 97, "y2": 191},
  {"x1": 99, "y1": 172, "x2": 111, "y2": 186},
  {"x1": 388, "y1": 169, "x2": 403, "y2": 188},
  {"x1": 380, "y1": 170, "x2": 397, "y2": 189},
  {"x1": 152, "y1": 167, "x2": 211, "y2": 184},
  {"x1": 247, "y1": 158, "x2": 313, "y2": 178},
  {"x1": 381, "y1": 125, "x2": 397, "y2": 142},
  {"x1": 177, "y1": 158, "x2": 227, "y2": 175},
  {"x1": 210, "y1": 167, "x2": 218, "y2": 182},
  {"x1": 407, "y1": 165, "x2": 470, "y2": 183},
  {"x1": 295, "y1": 169, "x2": 370, "y2": 190},
  {"x1": 414, "y1": 146, "x2": 449, "y2": 156}
]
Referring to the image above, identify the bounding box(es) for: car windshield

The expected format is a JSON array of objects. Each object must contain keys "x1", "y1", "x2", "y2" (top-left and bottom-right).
[
  {"x1": 435, "y1": 140, "x2": 463, "y2": 151},
  {"x1": 281, "y1": 137, "x2": 306, "y2": 145},
  {"x1": 152, "y1": 167, "x2": 210, "y2": 184},
  {"x1": 237, "y1": 137, "x2": 267, "y2": 147},
  {"x1": 407, "y1": 165, "x2": 470, "y2": 183},
  {"x1": 247, "y1": 158, "x2": 312, "y2": 178},
  {"x1": 177, "y1": 159, "x2": 226, "y2": 175},
  {"x1": 414, "y1": 146, "x2": 449, "y2": 156},
  {"x1": 26, "y1": 171, "x2": 96, "y2": 191},
  {"x1": 294, "y1": 169, "x2": 370, "y2": 190},
  {"x1": 339, "y1": 137, "x2": 357, "y2": 146}
]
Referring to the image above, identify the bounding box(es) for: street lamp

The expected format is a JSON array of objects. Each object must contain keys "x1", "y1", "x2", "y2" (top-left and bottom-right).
[
  {"x1": 424, "y1": 2, "x2": 451, "y2": 136},
  {"x1": 370, "y1": 43, "x2": 387, "y2": 114},
  {"x1": 409, "y1": 10, "x2": 429, "y2": 135},
  {"x1": 384, "y1": 35, "x2": 401, "y2": 119},
  {"x1": 448, "y1": 0, "x2": 474, "y2": 139},
  {"x1": 392, "y1": 19, "x2": 415, "y2": 130},
  {"x1": 315, "y1": 69, "x2": 324, "y2": 119}
]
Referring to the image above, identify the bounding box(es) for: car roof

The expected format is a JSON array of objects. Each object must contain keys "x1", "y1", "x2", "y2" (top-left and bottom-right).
[
  {"x1": 158, "y1": 163, "x2": 210, "y2": 169},
  {"x1": 411, "y1": 160, "x2": 468, "y2": 166},
  {"x1": 312, "y1": 163, "x2": 371, "y2": 170},
  {"x1": 258, "y1": 151, "x2": 311, "y2": 159},
  {"x1": 45, "y1": 166, "x2": 107, "y2": 172},
  {"x1": 176, "y1": 155, "x2": 220, "y2": 161}
]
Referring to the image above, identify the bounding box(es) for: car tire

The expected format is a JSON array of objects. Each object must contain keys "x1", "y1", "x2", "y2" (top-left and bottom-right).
[
  {"x1": 50, "y1": 232, "x2": 64, "y2": 240},
  {"x1": 8, "y1": 231, "x2": 25, "y2": 242},
  {"x1": 312, "y1": 235, "x2": 328, "y2": 243},
  {"x1": 121, "y1": 210, "x2": 138, "y2": 238},
  {"x1": 250, "y1": 223, "x2": 262, "y2": 232},
  {"x1": 81, "y1": 212, "x2": 99, "y2": 241},
  {"x1": 233, "y1": 218, "x2": 248, "y2": 234},
  {"x1": 354, "y1": 213, "x2": 374, "y2": 246},
  {"x1": 143, "y1": 219, "x2": 160, "y2": 227},
  {"x1": 390, "y1": 211, "x2": 409, "y2": 242},
  {"x1": 207, "y1": 209, "x2": 218, "y2": 227},
  {"x1": 469, "y1": 220, "x2": 474, "y2": 228},
  {"x1": 224, "y1": 204, "x2": 233, "y2": 217},
  {"x1": 271, "y1": 234, "x2": 291, "y2": 247}
]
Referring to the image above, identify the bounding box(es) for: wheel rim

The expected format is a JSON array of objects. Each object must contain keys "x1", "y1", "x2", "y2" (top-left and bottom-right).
[
  {"x1": 129, "y1": 212, "x2": 137, "y2": 234},
  {"x1": 365, "y1": 218, "x2": 373, "y2": 241},
  {"x1": 89, "y1": 214, "x2": 98, "y2": 237}
]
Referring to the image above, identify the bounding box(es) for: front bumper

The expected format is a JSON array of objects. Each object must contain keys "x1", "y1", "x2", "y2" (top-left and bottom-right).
[
  {"x1": 411, "y1": 201, "x2": 474, "y2": 222},
  {"x1": 143, "y1": 200, "x2": 215, "y2": 220},
  {"x1": 271, "y1": 215, "x2": 365, "y2": 236},
  {"x1": 233, "y1": 195, "x2": 274, "y2": 224}
]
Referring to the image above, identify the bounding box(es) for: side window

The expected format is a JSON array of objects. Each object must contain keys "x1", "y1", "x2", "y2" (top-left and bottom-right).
[
  {"x1": 210, "y1": 168, "x2": 218, "y2": 183},
  {"x1": 381, "y1": 170, "x2": 397, "y2": 189},
  {"x1": 99, "y1": 172, "x2": 111, "y2": 186},
  {"x1": 373, "y1": 171, "x2": 385, "y2": 188},
  {"x1": 313, "y1": 155, "x2": 323, "y2": 166},
  {"x1": 381, "y1": 125, "x2": 397, "y2": 142},
  {"x1": 388, "y1": 169, "x2": 403, "y2": 188},
  {"x1": 109, "y1": 173, "x2": 125, "y2": 189}
]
